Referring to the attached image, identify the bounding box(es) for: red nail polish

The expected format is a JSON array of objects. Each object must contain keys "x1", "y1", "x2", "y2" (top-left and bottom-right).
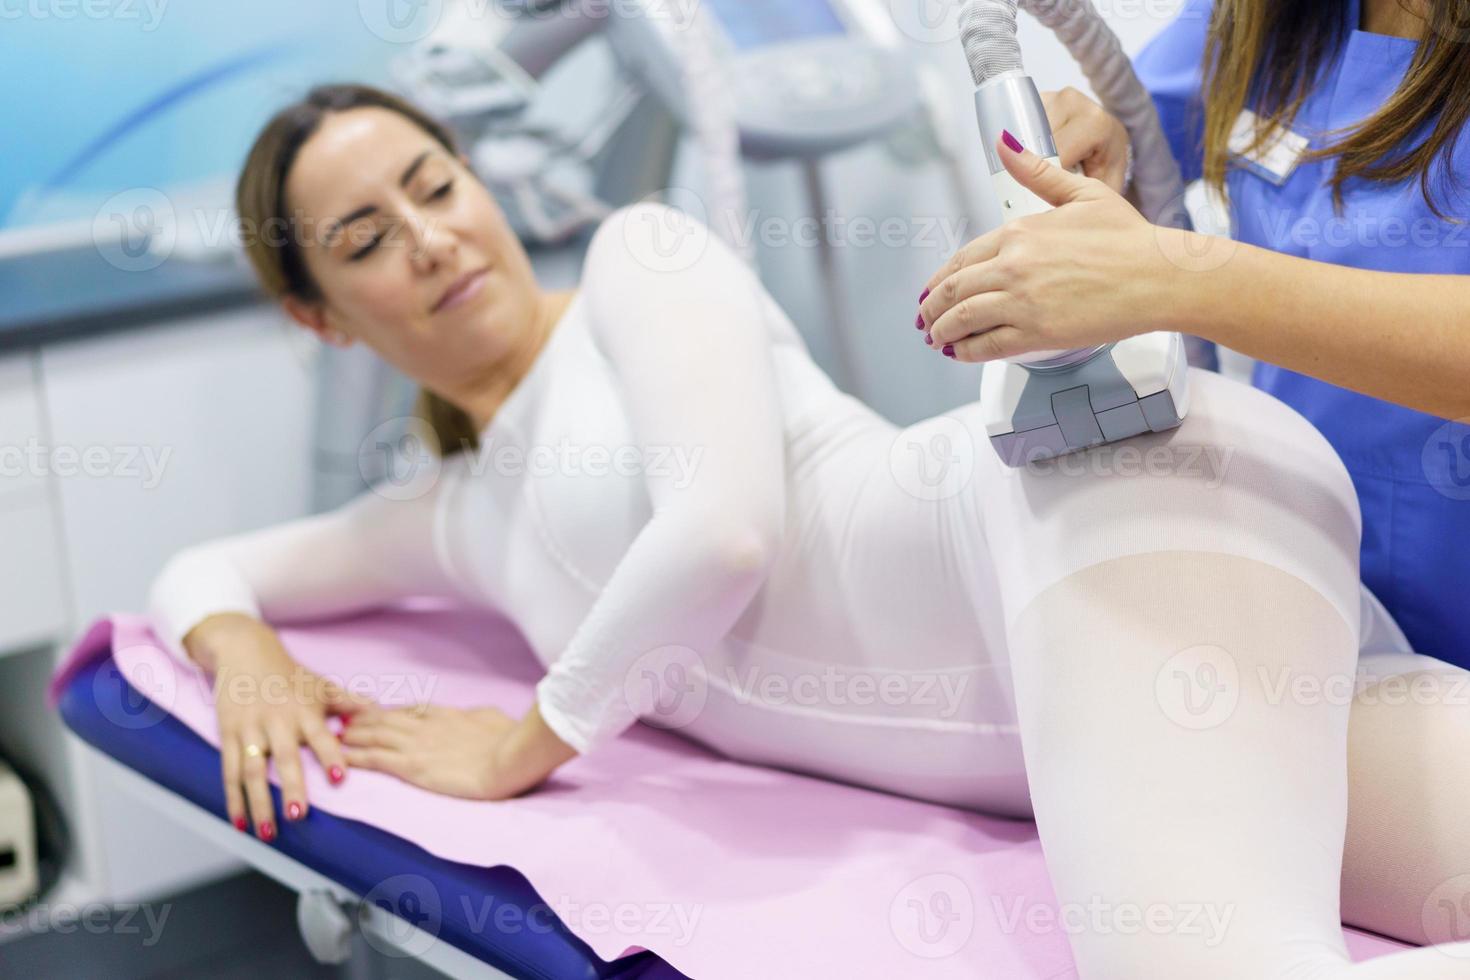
[
  {"x1": 340, "y1": 714, "x2": 352, "y2": 728},
  {"x1": 914, "y1": 313, "x2": 925, "y2": 330},
  {"x1": 1002, "y1": 130, "x2": 1024, "y2": 154},
  {"x1": 233, "y1": 816, "x2": 247, "y2": 832},
  {"x1": 925, "y1": 332, "x2": 933, "y2": 346},
  {"x1": 943, "y1": 344, "x2": 956, "y2": 357},
  {"x1": 329, "y1": 766, "x2": 345, "y2": 785},
  {"x1": 259, "y1": 821, "x2": 276, "y2": 842},
  {"x1": 919, "y1": 287, "x2": 930, "y2": 304},
  {"x1": 287, "y1": 802, "x2": 303, "y2": 821}
]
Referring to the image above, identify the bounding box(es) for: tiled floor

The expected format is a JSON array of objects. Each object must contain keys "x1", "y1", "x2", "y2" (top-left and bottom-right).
[{"x1": 0, "y1": 871, "x2": 448, "y2": 979}]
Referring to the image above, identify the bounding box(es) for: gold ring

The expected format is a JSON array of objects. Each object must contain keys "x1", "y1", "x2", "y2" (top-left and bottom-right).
[{"x1": 243, "y1": 743, "x2": 266, "y2": 759}]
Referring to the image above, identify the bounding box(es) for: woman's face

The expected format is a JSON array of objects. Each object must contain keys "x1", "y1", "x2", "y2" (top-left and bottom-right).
[{"x1": 283, "y1": 106, "x2": 538, "y2": 387}]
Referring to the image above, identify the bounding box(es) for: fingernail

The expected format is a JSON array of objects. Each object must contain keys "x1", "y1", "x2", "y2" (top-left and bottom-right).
[
  {"x1": 943, "y1": 344, "x2": 956, "y2": 357},
  {"x1": 924, "y1": 332, "x2": 933, "y2": 346},
  {"x1": 287, "y1": 802, "x2": 303, "y2": 821},
  {"x1": 233, "y1": 816, "x2": 247, "y2": 833},
  {"x1": 914, "y1": 313, "x2": 925, "y2": 330},
  {"x1": 329, "y1": 766, "x2": 345, "y2": 785},
  {"x1": 258, "y1": 821, "x2": 276, "y2": 842},
  {"x1": 919, "y1": 287, "x2": 930, "y2": 304},
  {"x1": 1002, "y1": 129, "x2": 1024, "y2": 154}
]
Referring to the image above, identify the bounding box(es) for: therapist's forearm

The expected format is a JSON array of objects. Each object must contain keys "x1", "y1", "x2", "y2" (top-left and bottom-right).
[{"x1": 1159, "y1": 229, "x2": 1470, "y2": 421}]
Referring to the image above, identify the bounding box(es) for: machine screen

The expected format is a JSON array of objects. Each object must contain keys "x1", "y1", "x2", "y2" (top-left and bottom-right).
[{"x1": 701, "y1": 0, "x2": 848, "y2": 50}]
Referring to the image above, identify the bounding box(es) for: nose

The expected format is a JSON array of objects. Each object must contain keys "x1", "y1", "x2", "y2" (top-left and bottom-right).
[{"x1": 406, "y1": 207, "x2": 456, "y2": 276}]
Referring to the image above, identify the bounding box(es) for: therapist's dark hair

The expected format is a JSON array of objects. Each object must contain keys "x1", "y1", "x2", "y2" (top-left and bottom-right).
[
  {"x1": 1202, "y1": 0, "x2": 1469, "y2": 218},
  {"x1": 236, "y1": 83, "x2": 481, "y2": 457}
]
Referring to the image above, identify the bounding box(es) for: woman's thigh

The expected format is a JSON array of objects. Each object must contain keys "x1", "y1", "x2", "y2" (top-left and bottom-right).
[
  {"x1": 953, "y1": 367, "x2": 1363, "y2": 629},
  {"x1": 1342, "y1": 651, "x2": 1470, "y2": 947}
]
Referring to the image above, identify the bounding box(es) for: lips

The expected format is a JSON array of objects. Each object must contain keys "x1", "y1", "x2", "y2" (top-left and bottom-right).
[{"x1": 432, "y1": 267, "x2": 489, "y2": 314}]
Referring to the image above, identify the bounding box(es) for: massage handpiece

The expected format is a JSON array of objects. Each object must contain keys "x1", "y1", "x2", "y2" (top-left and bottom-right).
[{"x1": 959, "y1": 0, "x2": 1189, "y2": 467}]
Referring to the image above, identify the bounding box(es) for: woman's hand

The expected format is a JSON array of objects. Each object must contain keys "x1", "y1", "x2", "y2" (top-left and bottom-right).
[
  {"x1": 1042, "y1": 87, "x2": 1132, "y2": 195},
  {"x1": 341, "y1": 701, "x2": 577, "y2": 801},
  {"x1": 918, "y1": 135, "x2": 1190, "y2": 363},
  {"x1": 184, "y1": 613, "x2": 368, "y2": 840}
]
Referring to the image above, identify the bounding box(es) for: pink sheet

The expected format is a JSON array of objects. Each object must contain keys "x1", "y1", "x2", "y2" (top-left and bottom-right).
[{"x1": 51, "y1": 605, "x2": 1410, "y2": 977}]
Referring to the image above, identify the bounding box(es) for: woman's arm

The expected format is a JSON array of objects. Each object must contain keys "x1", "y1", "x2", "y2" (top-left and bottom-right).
[
  {"x1": 531, "y1": 202, "x2": 787, "y2": 755},
  {"x1": 149, "y1": 453, "x2": 470, "y2": 668},
  {"x1": 1161, "y1": 235, "x2": 1470, "y2": 421}
]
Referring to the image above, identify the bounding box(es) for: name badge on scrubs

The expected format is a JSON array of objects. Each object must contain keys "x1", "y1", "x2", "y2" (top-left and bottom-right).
[{"x1": 1229, "y1": 109, "x2": 1310, "y2": 185}]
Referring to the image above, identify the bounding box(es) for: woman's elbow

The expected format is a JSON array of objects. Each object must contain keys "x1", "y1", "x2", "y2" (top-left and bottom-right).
[{"x1": 701, "y1": 510, "x2": 782, "y2": 579}]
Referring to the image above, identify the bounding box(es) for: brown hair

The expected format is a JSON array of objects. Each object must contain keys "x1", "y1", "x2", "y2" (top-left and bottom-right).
[
  {"x1": 1201, "y1": 0, "x2": 1470, "y2": 218},
  {"x1": 236, "y1": 82, "x2": 481, "y2": 455}
]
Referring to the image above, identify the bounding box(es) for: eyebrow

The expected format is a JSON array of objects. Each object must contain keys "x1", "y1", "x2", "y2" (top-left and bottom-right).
[{"x1": 330, "y1": 150, "x2": 436, "y2": 232}]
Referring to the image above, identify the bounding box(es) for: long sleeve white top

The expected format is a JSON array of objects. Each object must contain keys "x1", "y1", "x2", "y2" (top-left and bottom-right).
[{"x1": 148, "y1": 204, "x2": 853, "y2": 754}]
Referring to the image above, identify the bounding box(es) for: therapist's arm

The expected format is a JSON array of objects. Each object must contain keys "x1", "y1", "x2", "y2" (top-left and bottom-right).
[
  {"x1": 920, "y1": 139, "x2": 1470, "y2": 422},
  {"x1": 1161, "y1": 238, "x2": 1470, "y2": 421}
]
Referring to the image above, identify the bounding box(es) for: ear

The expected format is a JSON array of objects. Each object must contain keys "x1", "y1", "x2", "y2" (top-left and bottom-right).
[{"x1": 282, "y1": 295, "x2": 351, "y2": 348}]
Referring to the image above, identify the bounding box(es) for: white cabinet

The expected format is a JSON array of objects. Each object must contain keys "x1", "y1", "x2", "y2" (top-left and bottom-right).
[
  {"x1": 23, "y1": 304, "x2": 318, "y2": 904},
  {"x1": 0, "y1": 352, "x2": 66, "y2": 655}
]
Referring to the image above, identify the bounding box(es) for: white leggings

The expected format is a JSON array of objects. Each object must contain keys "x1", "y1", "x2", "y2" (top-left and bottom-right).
[{"x1": 967, "y1": 368, "x2": 1470, "y2": 977}]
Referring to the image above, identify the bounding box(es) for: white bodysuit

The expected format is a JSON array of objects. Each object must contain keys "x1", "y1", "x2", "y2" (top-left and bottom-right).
[{"x1": 149, "y1": 204, "x2": 1470, "y2": 978}]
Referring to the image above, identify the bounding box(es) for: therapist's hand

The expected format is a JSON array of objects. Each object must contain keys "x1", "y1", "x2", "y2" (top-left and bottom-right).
[
  {"x1": 184, "y1": 613, "x2": 367, "y2": 841},
  {"x1": 1042, "y1": 87, "x2": 1131, "y2": 194},
  {"x1": 918, "y1": 135, "x2": 1183, "y2": 363},
  {"x1": 341, "y1": 701, "x2": 577, "y2": 801}
]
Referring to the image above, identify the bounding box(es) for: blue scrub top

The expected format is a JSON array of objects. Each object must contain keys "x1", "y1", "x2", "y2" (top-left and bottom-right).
[{"x1": 1133, "y1": 0, "x2": 1470, "y2": 669}]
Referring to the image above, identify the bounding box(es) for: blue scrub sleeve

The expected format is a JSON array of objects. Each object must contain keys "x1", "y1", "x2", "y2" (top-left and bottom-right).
[{"x1": 1132, "y1": 0, "x2": 1214, "y2": 185}]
